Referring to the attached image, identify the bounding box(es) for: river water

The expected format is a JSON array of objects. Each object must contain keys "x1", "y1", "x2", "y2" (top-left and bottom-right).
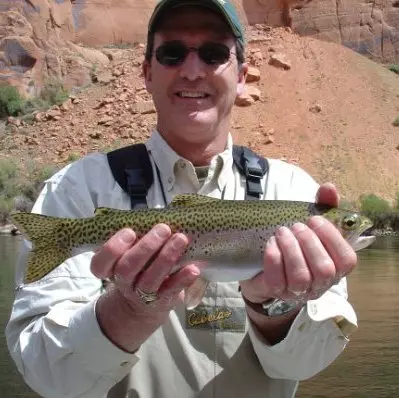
[{"x1": 1, "y1": 235, "x2": 398, "y2": 398}]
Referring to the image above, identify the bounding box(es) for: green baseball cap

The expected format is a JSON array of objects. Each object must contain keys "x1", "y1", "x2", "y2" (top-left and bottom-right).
[{"x1": 147, "y1": 0, "x2": 245, "y2": 46}]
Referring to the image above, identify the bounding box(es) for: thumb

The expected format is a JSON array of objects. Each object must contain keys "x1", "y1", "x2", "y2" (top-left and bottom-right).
[{"x1": 315, "y1": 182, "x2": 340, "y2": 207}]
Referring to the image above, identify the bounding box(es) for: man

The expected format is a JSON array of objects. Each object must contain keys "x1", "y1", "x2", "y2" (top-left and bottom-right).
[{"x1": 6, "y1": 1, "x2": 358, "y2": 397}]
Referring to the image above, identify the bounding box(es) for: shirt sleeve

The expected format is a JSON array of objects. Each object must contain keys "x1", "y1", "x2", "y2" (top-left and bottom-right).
[
  {"x1": 247, "y1": 160, "x2": 358, "y2": 380},
  {"x1": 5, "y1": 154, "x2": 140, "y2": 398}
]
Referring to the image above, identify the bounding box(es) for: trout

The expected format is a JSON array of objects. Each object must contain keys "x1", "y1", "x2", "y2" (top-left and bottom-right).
[{"x1": 10, "y1": 194, "x2": 376, "y2": 308}]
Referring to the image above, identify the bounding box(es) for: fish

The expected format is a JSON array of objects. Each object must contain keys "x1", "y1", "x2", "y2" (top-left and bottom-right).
[{"x1": 10, "y1": 194, "x2": 376, "y2": 309}]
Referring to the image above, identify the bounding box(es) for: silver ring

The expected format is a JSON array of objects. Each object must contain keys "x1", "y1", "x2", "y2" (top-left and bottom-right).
[{"x1": 135, "y1": 287, "x2": 159, "y2": 305}]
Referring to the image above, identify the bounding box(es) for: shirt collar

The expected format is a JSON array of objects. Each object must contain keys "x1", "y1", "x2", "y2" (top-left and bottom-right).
[{"x1": 146, "y1": 130, "x2": 234, "y2": 192}]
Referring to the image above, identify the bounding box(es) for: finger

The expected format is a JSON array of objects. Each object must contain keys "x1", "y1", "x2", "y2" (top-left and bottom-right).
[
  {"x1": 136, "y1": 233, "x2": 189, "y2": 293},
  {"x1": 158, "y1": 264, "x2": 201, "y2": 304},
  {"x1": 263, "y1": 236, "x2": 286, "y2": 297},
  {"x1": 113, "y1": 224, "x2": 171, "y2": 284},
  {"x1": 275, "y1": 226, "x2": 312, "y2": 296},
  {"x1": 316, "y1": 183, "x2": 339, "y2": 207},
  {"x1": 308, "y1": 216, "x2": 357, "y2": 279},
  {"x1": 90, "y1": 228, "x2": 136, "y2": 279},
  {"x1": 291, "y1": 222, "x2": 336, "y2": 292}
]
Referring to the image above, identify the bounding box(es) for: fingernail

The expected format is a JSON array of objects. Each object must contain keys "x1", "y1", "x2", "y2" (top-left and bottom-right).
[
  {"x1": 290, "y1": 288, "x2": 308, "y2": 297},
  {"x1": 267, "y1": 236, "x2": 276, "y2": 247},
  {"x1": 118, "y1": 229, "x2": 135, "y2": 244},
  {"x1": 292, "y1": 222, "x2": 306, "y2": 233},
  {"x1": 172, "y1": 236, "x2": 187, "y2": 250},
  {"x1": 276, "y1": 226, "x2": 290, "y2": 237},
  {"x1": 309, "y1": 216, "x2": 325, "y2": 228},
  {"x1": 155, "y1": 224, "x2": 170, "y2": 239}
]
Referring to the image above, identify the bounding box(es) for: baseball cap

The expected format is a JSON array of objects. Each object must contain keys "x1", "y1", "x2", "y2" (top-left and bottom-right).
[{"x1": 147, "y1": 0, "x2": 245, "y2": 46}]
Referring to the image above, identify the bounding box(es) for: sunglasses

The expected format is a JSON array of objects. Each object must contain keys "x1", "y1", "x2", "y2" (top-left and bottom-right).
[{"x1": 155, "y1": 40, "x2": 233, "y2": 66}]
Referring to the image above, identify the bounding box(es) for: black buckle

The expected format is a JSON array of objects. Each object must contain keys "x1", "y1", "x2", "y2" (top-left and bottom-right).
[{"x1": 126, "y1": 169, "x2": 147, "y2": 197}]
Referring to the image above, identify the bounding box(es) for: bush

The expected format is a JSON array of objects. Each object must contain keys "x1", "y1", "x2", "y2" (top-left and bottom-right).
[
  {"x1": 388, "y1": 64, "x2": 399, "y2": 74},
  {"x1": 393, "y1": 116, "x2": 399, "y2": 127},
  {"x1": 14, "y1": 195, "x2": 33, "y2": 212},
  {"x1": 0, "y1": 195, "x2": 14, "y2": 224},
  {"x1": 0, "y1": 85, "x2": 24, "y2": 118},
  {"x1": 360, "y1": 194, "x2": 394, "y2": 229},
  {"x1": 0, "y1": 159, "x2": 59, "y2": 223},
  {"x1": 360, "y1": 194, "x2": 391, "y2": 214},
  {"x1": 0, "y1": 159, "x2": 19, "y2": 198},
  {"x1": 39, "y1": 80, "x2": 69, "y2": 106},
  {"x1": 1, "y1": 81, "x2": 69, "y2": 120}
]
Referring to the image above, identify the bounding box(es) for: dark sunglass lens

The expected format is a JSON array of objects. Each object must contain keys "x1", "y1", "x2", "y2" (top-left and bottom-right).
[
  {"x1": 199, "y1": 43, "x2": 230, "y2": 65},
  {"x1": 156, "y1": 41, "x2": 187, "y2": 66}
]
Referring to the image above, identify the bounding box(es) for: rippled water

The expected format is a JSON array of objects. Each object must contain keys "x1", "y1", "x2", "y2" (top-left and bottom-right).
[
  {"x1": 298, "y1": 236, "x2": 399, "y2": 398},
  {"x1": 1, "y1": 236, "x2": 398, "y2": 397}
]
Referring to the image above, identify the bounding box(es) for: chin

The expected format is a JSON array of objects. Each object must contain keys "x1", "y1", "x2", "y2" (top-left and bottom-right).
[{"x1": 182, "y1": 111, "x2": 218, "y2": 127}]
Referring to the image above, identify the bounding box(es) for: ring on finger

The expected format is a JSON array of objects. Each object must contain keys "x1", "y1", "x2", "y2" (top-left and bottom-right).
[{"x1": 135, "y1": 286, "x2": 159, "y2": 305}]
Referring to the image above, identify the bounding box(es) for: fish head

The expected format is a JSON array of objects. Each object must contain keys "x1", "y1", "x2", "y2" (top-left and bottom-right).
[{"x1": 321, "y1": 208, "x2": 376, "y2": 251}]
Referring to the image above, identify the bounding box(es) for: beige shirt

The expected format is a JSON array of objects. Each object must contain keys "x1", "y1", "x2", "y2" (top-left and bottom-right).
[{"x1": 6, "y1": 131, "x2": 357, "y2": 398}]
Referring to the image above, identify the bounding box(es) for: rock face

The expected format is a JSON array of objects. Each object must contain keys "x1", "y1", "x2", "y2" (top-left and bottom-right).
[
  {"x1": 1, "y1": 0, "x2": 399, "y2": 96},
  {"x1": 291, "y1": 0, "x2": 399, "y2": 64},
  {"x1": 0, "y1": 0, "x2": 109, "y2": 96},
  {"x1": 71, "y1": 0, "x2": 304, "y2": 44},
  {"x1": 70, "y1": 0, "x2": 399, "y2": 63}
]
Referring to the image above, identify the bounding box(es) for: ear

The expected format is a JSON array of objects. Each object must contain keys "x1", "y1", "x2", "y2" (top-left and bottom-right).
[
  {"x1": 236, "y1": 63, "x2": 248, "y2": 97},
  {"x1": 142, "y1": 59, "x2": 153, "y2": 94}
]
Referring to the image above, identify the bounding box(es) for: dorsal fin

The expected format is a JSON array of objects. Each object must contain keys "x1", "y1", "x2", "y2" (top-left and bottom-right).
[
  {"x1": 168, "y1": 194, "x2": 220, "y2": 208},
  {"x1": 94, "y1": 207, "x2": 117, "y2": 216}
]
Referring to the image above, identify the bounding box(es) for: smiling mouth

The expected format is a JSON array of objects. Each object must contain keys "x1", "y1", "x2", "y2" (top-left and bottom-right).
[{"x1": 175, "y1": 91, "x2": 210, "y2": 99}]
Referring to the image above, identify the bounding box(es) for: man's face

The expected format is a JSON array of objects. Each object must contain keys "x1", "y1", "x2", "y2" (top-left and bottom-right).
[{"x1": 143, "y1": 6, "x2": 247, "y2": 146}]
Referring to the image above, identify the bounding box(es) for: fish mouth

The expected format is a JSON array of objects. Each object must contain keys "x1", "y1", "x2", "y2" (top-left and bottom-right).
[{"x1": 347, "y1": 220, "x2": 376, "y2": 251}]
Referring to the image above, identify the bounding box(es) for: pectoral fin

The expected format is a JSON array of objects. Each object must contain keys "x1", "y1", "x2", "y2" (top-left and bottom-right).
[{"x1": 184, "y1": 277, "x2": 209, "y2": 310}]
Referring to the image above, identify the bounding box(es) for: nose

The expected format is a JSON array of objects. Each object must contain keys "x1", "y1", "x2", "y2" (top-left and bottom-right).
[{"x1": 179, "y1": 50, "x2": 207, "y2": 81}]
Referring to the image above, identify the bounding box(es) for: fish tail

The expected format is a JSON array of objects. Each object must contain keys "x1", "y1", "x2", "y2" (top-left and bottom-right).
[{"x1": 10, "y1": 212, "x2": 73, "y2": 283}]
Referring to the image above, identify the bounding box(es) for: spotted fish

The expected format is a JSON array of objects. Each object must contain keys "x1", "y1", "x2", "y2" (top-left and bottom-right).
[{"x1": 10, "y1": 194, "x2": 375, "y2": 308}]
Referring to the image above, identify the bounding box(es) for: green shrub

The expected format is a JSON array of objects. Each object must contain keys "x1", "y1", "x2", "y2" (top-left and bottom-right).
[
  {"x1": 0, "y1": 195, "x2": 14, "y2": 224},
  {"x1": 0, "y1": 85, "x2": 24, "y2": 118},
  {"x1": 393, "y1": 116, "x2": 399, "y2": 127},
  {"x1": 388, "y1": 64, "x2": 399, "y2": 74},
  {"x1": 21, "y1": 97, "x2": 50, "y2": 114},
  {"x1": 67, "y1": 152, "x2": 81, "y2": 162},
  {"x1": 0, "y1": 159, "x2": 59, "y2": 223},
  {"x1": 360, "y1": 194, "x2": 394, "y2": 229},
  {"x1": 1, "y1": 81, "x2": 69, "y2": 120},
  {"x1": 0, "y1": 159, "x2": 18, "y2": 196},
  {"x1": 40, "y1": 80, "x2": 69, "y2": 106},
  {"x1": 360, "y1": 194, "x2": 391, "y2": 215}
]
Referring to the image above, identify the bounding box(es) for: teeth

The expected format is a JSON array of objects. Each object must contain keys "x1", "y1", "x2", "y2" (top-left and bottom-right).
[{"x1": 178, "y1": 91, "x2": 207, "y2": 98}]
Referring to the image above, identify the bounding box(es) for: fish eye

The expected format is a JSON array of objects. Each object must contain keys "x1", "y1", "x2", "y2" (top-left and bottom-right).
[{"x1": 342, "y1": 215, "x2": 358, "y2": 230}]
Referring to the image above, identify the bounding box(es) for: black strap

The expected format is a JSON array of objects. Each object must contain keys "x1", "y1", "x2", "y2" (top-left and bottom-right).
[
  {"x1": 232, "y1": 145, "x2": 268, "y2": 200},
  {"x1": 106, "y1": 143, "x2": 153, "y2": 209},
  {"x1": 107, "y1": 143, "x2": 269, "y2": 208}
]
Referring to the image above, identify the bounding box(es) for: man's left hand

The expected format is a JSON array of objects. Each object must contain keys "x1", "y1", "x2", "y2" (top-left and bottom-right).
[{"x1": 239, "y1": 183, "x2": 358, "y2": 304}]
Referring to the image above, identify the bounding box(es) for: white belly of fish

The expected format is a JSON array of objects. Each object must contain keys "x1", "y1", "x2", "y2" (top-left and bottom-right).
[{"x1": 181, "y1": 227, "x2": 271, "y2": 283}]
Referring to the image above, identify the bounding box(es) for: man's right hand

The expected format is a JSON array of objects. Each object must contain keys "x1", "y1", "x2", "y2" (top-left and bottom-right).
[{"x1": 91, "y1": 224, "x2": 200, "y2": 353}]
